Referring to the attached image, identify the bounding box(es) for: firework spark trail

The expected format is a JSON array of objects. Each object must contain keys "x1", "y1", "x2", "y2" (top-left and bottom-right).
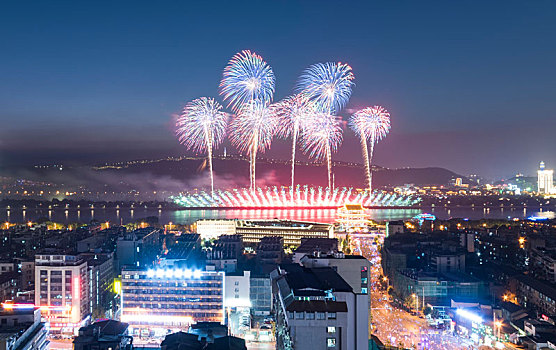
[
  {"x1": 296, "y1": 62, "x2": 353, "y2": 187},
  {"x1": 229, "y1": 101, "x2": 279, "y2": 191},
  {"x1": 301, "y1": 111, "x2": 343, "y2": 189},
  {"x1": 349, "y1": 106, "x2": 391, "y2": 192},
  {"x1": 220, "y1": 50, "x2": 275, "y2": 192},
  {"x1": 175, "y1": 97, "x2": 228, "y2": 195},
  {"x1": 276, "y1": 94, "x2": 315, "y2": 195},
  {"x1": 172, "y1": 186, "x2": 420, "y2": 208}
]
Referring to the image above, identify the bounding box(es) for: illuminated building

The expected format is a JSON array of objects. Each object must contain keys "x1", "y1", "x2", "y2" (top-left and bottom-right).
[
  {"x1": 34, "y1": 254, "x2": 90, "y2": 333},
  {"x1": 336, "y1": 203, "x2": 370, "y2": 232},
  {"x1": 196, "y1": 219, "x2": 333, "y2": 247},
  {"x1": 120, "y1": 267, "x2": 224, "y2": 333},
  {"x1": 224, "y1": 271, "x2": 250, "y2": 309},
  {"x1": 538, "y1": 161, "x2": 555, "y2": 195},
  {"x1": 236, "y1": 220, "x2": 333, "y2": 247},
  {"x1": 80, "y1": 253, "x2": 117, "y2": 319},
  {"x1": 196, "y1": 220, "x2": 236, "y2": 240}
]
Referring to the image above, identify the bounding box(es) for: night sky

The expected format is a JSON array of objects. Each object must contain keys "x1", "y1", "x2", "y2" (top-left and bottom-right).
[{"x1": 1, "y1": 1, "x2": 555, "y2": 179}]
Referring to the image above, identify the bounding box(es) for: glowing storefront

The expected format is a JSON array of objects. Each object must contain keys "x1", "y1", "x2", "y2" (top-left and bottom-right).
[{"x1": 120, "y1": 268, "x2": 224, "y2": 335}]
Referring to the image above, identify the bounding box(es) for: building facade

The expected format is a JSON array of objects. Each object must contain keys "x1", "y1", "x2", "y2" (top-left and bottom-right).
[
  {"x1": 81, "y1": 253, "x2": 116, "y2": 319},
  {"x1": 195, "y1": 220, "x2": 333, "y2": 247},
  {"x1": 0, "y1": 306, "x2": 48, "y2": 350},
  {"x1": 272, "y1": 264, "x2": 368, "y2": 350},
  {"x1": 116, "y1": 228, "x2": 161, "y2": 270},
  {"x1": 34, "y1": 254, "x2": 89, "y2": 333},
  {"x1": 120, "y1": 267, "x2": 225, "y2": 333},
  {"x1": 538, "y1": 161, "x2": 555, "y2": 194}
]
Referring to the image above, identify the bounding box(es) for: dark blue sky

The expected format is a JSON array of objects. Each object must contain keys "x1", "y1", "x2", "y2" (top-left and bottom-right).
[{"x1": 1, "y1": 0, "x2": 555, "y2": 179}]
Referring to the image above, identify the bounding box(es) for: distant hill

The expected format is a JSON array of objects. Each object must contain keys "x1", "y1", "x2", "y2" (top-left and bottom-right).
[{"x1": 94, "y1": 156, "x2": 463, "y2": 188}]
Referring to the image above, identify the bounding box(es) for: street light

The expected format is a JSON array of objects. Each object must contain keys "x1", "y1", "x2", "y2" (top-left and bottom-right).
[{"x1": 494, "y1": 321, "x2": 502, "y2": 340}]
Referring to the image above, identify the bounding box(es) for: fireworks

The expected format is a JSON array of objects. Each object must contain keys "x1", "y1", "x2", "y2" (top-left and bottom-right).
[
  {"x1": 229, "y1": 100, "x2": 279, "y2": 191},
  {"x1": 173, "y1": 186, "x2": 420, "y2": 209},
  {"x1": 173, "y1": 51, "x2": 396, "y2": 197},
  {"x1": 301, "y1": 111, "x2": 343, "y2": 189},
  {"x1": 296, "y1": 62, "x2": 354, "y2": 114},
  {"x1": 176, "y1": 97, "x2": 228, "y2": 195},
  {"x1": 350, "y1": 106, "x2": 391, "y2": 192},
  {"x1": 275, "y1": 94, "x2": 314, "y2": 191},
  {"x1": 220, "y1": 50, "x2": 276, "y2": 192},
  {"x1": 220, "y1": 50, "x2": 275, "y2": 112}
]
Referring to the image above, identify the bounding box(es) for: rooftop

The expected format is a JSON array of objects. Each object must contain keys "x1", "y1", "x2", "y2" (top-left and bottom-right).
[
  {"x1": 279, "y1": 264, "x2": 353, "y2": 294},
  {"x1": 286, "y1": 300, "x2": 348, "y2": 313}
]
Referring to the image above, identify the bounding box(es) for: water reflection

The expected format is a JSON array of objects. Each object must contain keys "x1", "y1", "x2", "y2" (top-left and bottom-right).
[{"x1": 0, "y1": 206, "x2": 553, "y2": 225}]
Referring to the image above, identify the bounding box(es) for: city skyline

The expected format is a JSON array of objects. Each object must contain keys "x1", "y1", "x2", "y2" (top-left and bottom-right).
[{"x1": 1, "y1": 1, "x2": 556, "y2": 179}]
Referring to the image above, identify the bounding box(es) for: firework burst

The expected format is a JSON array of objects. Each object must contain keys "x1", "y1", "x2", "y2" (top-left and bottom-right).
[
  {"x1": 296, "y1": 62, "x2": 354, "y2": 114},
  {"x1": 220, "y1": 50, "x2": 275, "y2": 112},
  {"x1": 176, "y1": 97, "x2": 229, "y2": 195},
  {"x1": 350, "y1": 106, "x2": 391, "y2": 192},
  {"x1": 229, "y1": 100, "x2": 280, "y2": 191},
  {"x1": 301, "y1": 110, "x2": 343, "y2": 189},
  {"x1": 275, "y1": 94, "x2": 315, "y2": 191}
]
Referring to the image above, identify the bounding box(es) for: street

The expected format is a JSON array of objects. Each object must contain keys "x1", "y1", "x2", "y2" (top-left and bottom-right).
[{"x1": 353, "y1": 234, "x2": 479, "y2": 350}]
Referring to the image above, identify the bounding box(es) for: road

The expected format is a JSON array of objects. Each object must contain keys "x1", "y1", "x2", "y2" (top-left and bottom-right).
[{"x1": 352, "y1": 235, "x2": 482, "y2": 350}]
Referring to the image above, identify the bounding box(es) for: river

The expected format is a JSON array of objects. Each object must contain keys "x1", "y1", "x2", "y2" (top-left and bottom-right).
[{"x1": 1, "y1": 206, "x2": 554, "y2": 225}]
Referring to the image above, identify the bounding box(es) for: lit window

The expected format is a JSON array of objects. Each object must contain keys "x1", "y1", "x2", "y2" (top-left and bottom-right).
[
  {"x1": 328, "y1": 312, "x2": 336, "y2": 319},
  {"x1": 361, "y1": 288, "x2": 368, "y2": 294},
  {"x1": 327, "y1": 326, "x2": 336, "y2": 333},
  {"x1": 316, "y1": 312, "x2": 325, "y2": 320},
  {"x1": 327, "y1": 338, "x2": 336, "y2": 347}
]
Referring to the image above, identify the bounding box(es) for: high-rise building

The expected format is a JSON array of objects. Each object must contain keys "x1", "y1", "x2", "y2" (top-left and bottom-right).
[
  {"x1": 120, "y1": 267, "x2": 224, "y2": 335},
  {"x1": 80, "y1": 252, "x2": 117, "y2": 319},
  {"x1": 34, "y1": 254, "x2": 89, "y2": 333},
  {"x1": 538, "y1": 161, "x2": 555, "y2": 194},
  {"x1": 272, "y1": 264, "x2": 368, "y2": 350}
]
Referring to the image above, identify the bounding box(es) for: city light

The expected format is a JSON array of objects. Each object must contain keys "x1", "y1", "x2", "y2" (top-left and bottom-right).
[
  {"x1": 2, "y1": 303, "x2": 35, "y2": 310},
  {"x1": 456, "y1": 308, "x2": 483, "y2": 323},
  {"x1": 121, "y1": 313, "x2": 194, "y2": 325},
  {"x1": 113, "y1": 279, "x2": 121, "y2": 294},
  {"x1": 146, "y1": 268, "x2": 203, "y2": 279},
  {"x1": 528, "y1": 216, "x2": 549, "y2": 221}
]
